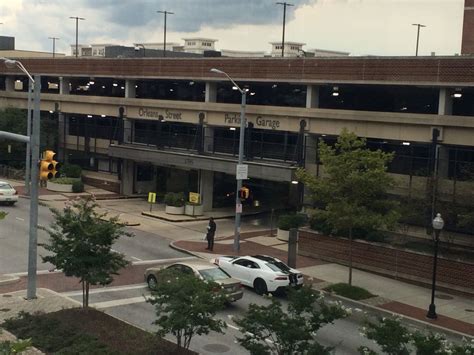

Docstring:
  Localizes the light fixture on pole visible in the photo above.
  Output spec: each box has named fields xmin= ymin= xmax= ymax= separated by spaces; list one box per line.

xmin=426 ymin=213 xmax=444 ymax=319
xmin=69 ymin=16 xmax=85 ymax=58
xmin=0 ymin=57 xmax=40 ymax=300
xmin=412 ymin=23 xmax=426 ymax=57
xmin=48 ymin=37 xmax=60 ymax=58
xmin=276 ymin=2 xmax=294 ymax=58
xmin=157 ymin=10 xmax=174 ymax=57
xmin=210 ymin=68 xmax=247 ymax=252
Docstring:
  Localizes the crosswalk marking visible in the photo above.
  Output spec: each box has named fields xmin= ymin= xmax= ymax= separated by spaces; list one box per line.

xmin=62 ymin=283 xmax=147 ymax=297
xmin=91 ymin=296 xmax=150 ymax=309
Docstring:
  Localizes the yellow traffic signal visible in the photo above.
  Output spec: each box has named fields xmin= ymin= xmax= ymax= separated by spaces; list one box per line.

xmin=40 ymin=150 xmax=60 ymax=181
xmin=239 ymin=187 xmax=250 ymax=200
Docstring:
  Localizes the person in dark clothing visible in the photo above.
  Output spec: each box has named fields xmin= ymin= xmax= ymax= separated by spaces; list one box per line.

xmin=205 ymin=217 xmax=216 ymax=251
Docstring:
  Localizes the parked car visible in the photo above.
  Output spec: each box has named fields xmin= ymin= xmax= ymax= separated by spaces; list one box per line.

xmin=144 ymin=260 xmax=244 ymax=302
xmin=0 ymin=181 xmax=18 ymax=205
xmin=213 ymin=255 xmax=304 ymax=295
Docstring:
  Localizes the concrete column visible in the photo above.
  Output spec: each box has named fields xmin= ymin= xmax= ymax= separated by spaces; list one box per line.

xmin=125 ymin=80 xmax=136 ymax=98
xmin=205 ymin=82 xmax=217 ymax=103
xmin=438 ymin=88 xmax=453 ymax=115
xmin=437 ymin=145 xmax=450 ymax=179
xmin=199 ymin=170 xmax=214 ymax=211
xmin=123 ymin=118 xmax=133 ymax=143
xmin=203 ymin=125 xmax=214 ymax=153
xmin=304 ymin=134 xmax=318 ymax=168
xmin=59 ymin=77 xmax=70 ymax=95
xmin=5 ymin=76 xmax=14 ymax=91
xmin=121 ymin=159 xmax=134 ymax=195
xmin=306 ymin=85 xmax=320 ymax=108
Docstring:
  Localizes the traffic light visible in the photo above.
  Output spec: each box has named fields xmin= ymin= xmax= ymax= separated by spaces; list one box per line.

xmin=40 ymin=150 xmax=60 ymax=180
xmin=239 ymin=187 xmax=250 ymax=200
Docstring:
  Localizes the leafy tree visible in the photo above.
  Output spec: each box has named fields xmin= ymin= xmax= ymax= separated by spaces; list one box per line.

xmin=146 ymin=268 xmax=227 ymax=350
xmin=41 ymin=197 xmax=132 ymax=307
xmin=234 ymin=286 xmax=350 ymax=355
xmin=359 ymin=316 xmax=474 ymax=355
xmin=297 ymin=129 xmax=400 ymax=285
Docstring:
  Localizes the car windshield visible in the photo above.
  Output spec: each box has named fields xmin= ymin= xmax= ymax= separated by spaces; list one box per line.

xmin=0 ymin=183 xmax=12 ymax=190
xmin=199 ymin=267 xmax=231 ymax=281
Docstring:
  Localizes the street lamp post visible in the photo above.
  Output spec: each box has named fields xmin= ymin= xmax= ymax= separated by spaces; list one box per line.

xmin=69 ymin=17 xmax=85 ymax=58
xmin=157 ymin=10 xmax=174 ymax=57
xmin=412 ymin=23 xmax=426 ymax=56
xmin=210 ymin=68 xmax=246 ymax=252
xmin=276 ymin=2 xmax=294 ymax=58
xmin=48 ymin=37 xmax=60 ymax=58
xmin=427 ymin=213 xmax=444 ymax=319
xmin=0 ymin=58 xmax=40 ymax=299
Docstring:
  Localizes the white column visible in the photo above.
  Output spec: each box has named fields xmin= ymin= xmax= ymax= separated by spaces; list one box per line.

xmin=205 ymin=82 xmax=217 ymax=103
xmin=199 ymin=170 xmax=214 ymax=211
xmin=125 ymin=80 xmax=136 ymax=98
xmin=59 ymin=77 xmax=70 ymax=95
xmin=5 ymin=76 xmax=14 ymax=91
xmin=203 ymin=126 xmax=214 ymax=153
xmin=121 ymin=159 xmax=134 ymax=195
xmin=438 ymin=88 xmax=453 ymax=115
xmin=306 ymin=85 xmax=320 ymax=108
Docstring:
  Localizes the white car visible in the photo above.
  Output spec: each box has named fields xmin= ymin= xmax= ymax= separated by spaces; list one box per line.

xmin=0 ymin=181 xmax=18 ymax=205
xmin=213 ymin=255 xmax=304 ymax=295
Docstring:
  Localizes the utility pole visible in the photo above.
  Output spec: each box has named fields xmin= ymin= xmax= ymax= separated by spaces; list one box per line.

xmin=48 ymin=37 xmax=60 ymax=58
xmin=412 ymin=23 xmax=426 ymax=56
xmin=276 ymin=2 xmax=294 ymax=57
xmin=69 ymin=17 xmax=85 ymax=58
xmin=157 ymin=10 xmax=174 ymax=57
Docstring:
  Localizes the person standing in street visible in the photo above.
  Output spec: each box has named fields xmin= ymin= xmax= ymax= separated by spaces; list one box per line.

xmin=206 ymin=217 xmax=216 ymax=251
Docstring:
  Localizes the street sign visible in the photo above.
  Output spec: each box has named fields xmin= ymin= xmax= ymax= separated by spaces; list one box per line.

xmin=148 ymin=192 xmax=156 ymax=203
xmin=236 ymin=203 xmax=242 ymax=213
xmin=236 ymin=164 xmax=248 ymax=180
xmin=189 ymin=192 xmax=200 ymax=204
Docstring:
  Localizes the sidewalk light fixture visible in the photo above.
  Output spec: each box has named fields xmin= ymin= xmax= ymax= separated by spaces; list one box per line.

xmin=426 ymin=213 xmax=444 ymax=319
xmin=210 ymin=68 xmax=246 ymax=252
xmin=0 ymin=57 xmax=40 ymax=300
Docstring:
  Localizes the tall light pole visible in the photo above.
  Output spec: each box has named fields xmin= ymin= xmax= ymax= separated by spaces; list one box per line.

xmin=276 ymin=2 xmax=294 ymax=57
xmin=48 ymin=37 xmax=60 ymax=58
xmin=412 ymin=23 xmax=426 ymax=56
xmin=0 ymin=57 xmax=40 ymax=300
xmin=157 ymin=10 xmax=174 ymax=57
xmin=69 ymin=16 xmax=85 ymax=58
xmin=210 ymin=68 xmax=246 ymax=252
xmin=427 ymin=213 xmax=444 ymax=319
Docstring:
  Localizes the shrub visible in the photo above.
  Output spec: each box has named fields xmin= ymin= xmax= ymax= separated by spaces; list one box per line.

xmin=324 ymin=283 xmax=376 ymax=300
xmin=164 ymin=192 xmax=185 ymax=207
xmin=72 ymin=180 xmax=85 ymax=193
xmin=278 ymin=213 xmax=307 ymax=231
xmin=60 ymin=164 xmax=82 ymax=178
xmin=309 ymin=209 xmax=333 ymax=235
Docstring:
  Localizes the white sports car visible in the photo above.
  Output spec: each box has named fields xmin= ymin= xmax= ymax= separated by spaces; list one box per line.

xmin=213 ymin=255 xmax=304 ymax=295
xmin=0 ymin=181 xmax=18 ymax=205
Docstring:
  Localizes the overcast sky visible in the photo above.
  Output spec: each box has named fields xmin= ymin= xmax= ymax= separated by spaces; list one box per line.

xmin=0 ymin=0 xmax=466 ymax=56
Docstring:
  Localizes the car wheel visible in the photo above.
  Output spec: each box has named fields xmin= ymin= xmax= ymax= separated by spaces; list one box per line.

xmin=8 ymin=202 xmax=15 ymax=206
xmin=254 ymin=278 xmax=268 ymax=295
xmin=147 ymin=275 xmax=158 ymax=290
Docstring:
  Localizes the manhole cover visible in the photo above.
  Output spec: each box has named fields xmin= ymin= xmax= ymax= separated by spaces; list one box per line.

xmin=436 ymin=294 xmax=454 ymax=300
xmin=2 ymin=295 xmax=12 ymax=298
xmin=202 ymin=344 xmax=231 ymax=353
xmin=466 ymin=309 xmax=474 ymax=313
xmin=0 ymin=308 xmax=10 ymax=312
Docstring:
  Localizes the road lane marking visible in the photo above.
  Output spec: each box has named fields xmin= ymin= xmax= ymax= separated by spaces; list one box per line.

xmin=90 ymin=296 xmax=150 ymax=309
xmin=131 ymin=256 xmax=142 ymax=261
xmin=132 ymin=256 xmax=196 ymax=265
xmin=62 ymin=284 xmax=147 ymax=297
xmin=15 ymin=217 xmax=24 ymax=221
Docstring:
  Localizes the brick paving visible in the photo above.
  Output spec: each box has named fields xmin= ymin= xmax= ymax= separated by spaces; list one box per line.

xmin=380 ymin=301 xmax=474 ymax=337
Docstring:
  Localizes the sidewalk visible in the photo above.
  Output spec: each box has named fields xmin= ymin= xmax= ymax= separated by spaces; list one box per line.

xmin=172 ymin=231 xmax=474 ymax=338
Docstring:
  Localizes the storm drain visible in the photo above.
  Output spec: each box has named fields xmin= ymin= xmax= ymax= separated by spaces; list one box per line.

xmin=202 ymin=344 xmax=231 ymax=353
xmin=436 ymin=294 xmax=454 ymax=300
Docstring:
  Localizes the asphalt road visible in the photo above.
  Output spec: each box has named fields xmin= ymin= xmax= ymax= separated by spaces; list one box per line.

xmin=62 ymin=283 xmax=379 ymax=355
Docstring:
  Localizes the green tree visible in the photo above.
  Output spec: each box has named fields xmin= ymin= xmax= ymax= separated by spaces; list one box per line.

xmin=234 ymin=286 xmax=350 ymax=355
xmin=297 ymin=129 xmax=400 ymax=285
xmin=41 ymin=197 xmax=132 ymax=308
xmin=0 ymin=212 xmax=6 ymax=220
xmin=146 ymin=268 xmax=227 ymax=350
xmin=359 ymin=316 xmax=474 ymax=355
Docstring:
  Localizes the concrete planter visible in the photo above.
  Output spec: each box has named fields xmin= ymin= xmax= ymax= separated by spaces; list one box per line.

xmin=165 ymin=205 xmax=185 ymax=215
xmin=276 ymin=228 xmax=290 ymax=242
xmin=185 ymin=204 xmax=203 ymax=216
xmin=47 ymin=181 xmax=73 ymax=193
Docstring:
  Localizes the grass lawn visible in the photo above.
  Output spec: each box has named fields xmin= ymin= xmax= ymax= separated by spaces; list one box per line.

xmin=2 ymin=308 xmax=196 ymax=355
xmin=324 ymin=283 xmax=376 ymax=300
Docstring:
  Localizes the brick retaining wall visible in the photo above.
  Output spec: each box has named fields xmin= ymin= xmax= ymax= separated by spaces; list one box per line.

xmin=299 ymin=230 xmax=474 ymax=294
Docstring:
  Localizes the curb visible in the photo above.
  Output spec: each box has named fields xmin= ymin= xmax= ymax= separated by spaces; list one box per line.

xmin=0 ymin=275 xmax=20 ymax=286
xmin=141 ymin=210 xmax=265 ymax=223
xmin=170 ymin=240 xmax=474 ymax=340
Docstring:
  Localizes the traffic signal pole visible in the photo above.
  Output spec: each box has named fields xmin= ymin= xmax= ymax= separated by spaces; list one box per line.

xmin=27 ymin=75 xmax=41 ymax=300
